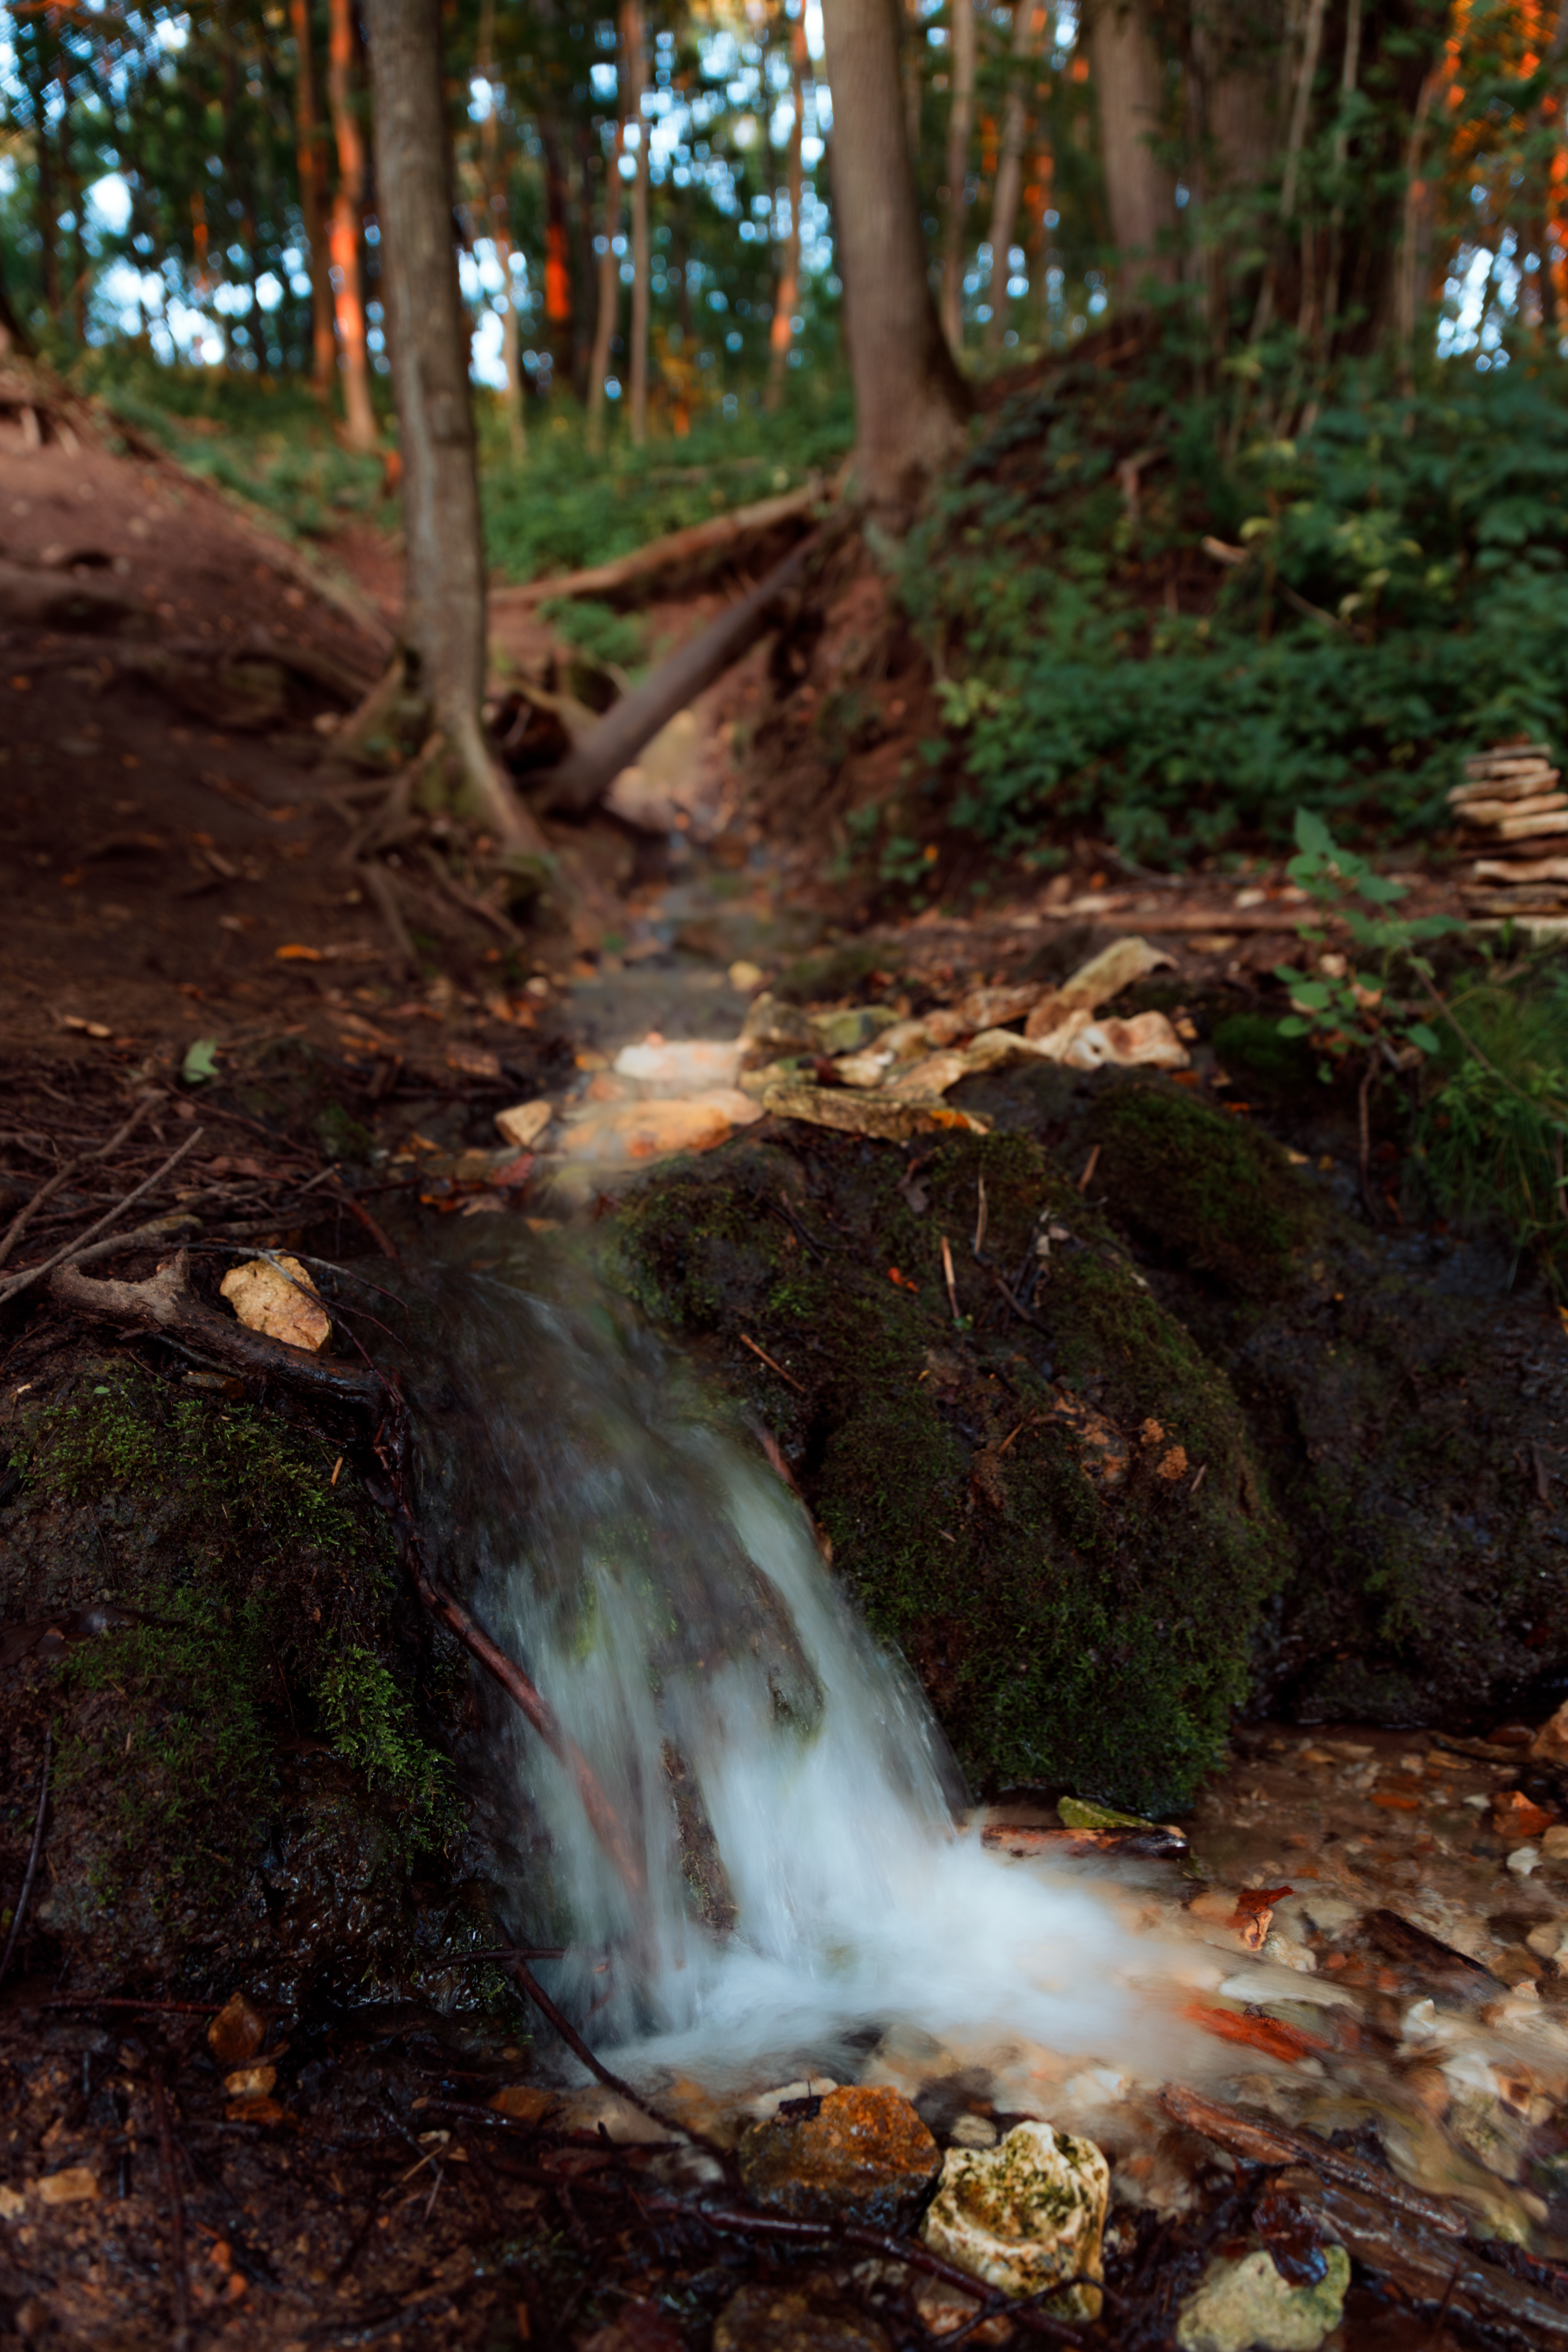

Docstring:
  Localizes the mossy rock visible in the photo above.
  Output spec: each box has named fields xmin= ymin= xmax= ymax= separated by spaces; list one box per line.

xmin=610 ymin=1128 xmax=1288 ymax=1815
xmin=1087 ymin=1079 xmax=1311 ymax=1297
xmin=0 ymin=1362 xmax=484 ymax=2005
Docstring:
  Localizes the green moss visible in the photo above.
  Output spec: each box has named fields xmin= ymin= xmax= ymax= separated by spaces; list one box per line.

xmin=611 ymin=1128 xmax=1287 ymax=1814
xmin=1088 ymin=1079 xmax=1310 ymax=1297
xmin=317 ymin=1643 xmax=462 ymax=1846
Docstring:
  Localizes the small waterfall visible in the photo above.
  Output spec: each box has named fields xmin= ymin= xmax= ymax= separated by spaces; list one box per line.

xmin=412 ymin=1233 xmax=1156 ymax=2080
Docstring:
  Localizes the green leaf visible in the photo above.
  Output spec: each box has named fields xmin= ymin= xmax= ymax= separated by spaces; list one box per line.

xmin=1278 ymin=1015 xmax=1314 ymax=1037
xmin=1406 ymin=1022 xmax=1441 ymax=1054
xmin=1290 ymin=980 xmax=1334 ymax=1010
xmin=1293 ymin=807 xmax=1336 ymax=859
xmin=182 ymin=1037 xmax=221 ymax=1086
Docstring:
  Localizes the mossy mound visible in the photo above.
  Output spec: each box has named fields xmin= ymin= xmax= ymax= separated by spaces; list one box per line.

xmin=1087 ymin=1080 xmax=1312 ymax=1297
xmin=0 ymin=1361 xmax=491 ymax=2005
xmin=611 ymin=1128 xmax=1288 ymax=1815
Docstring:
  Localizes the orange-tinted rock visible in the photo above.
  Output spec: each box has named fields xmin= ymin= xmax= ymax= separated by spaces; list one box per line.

xmin=736 ymin=2084 xmax=942 ymax=2231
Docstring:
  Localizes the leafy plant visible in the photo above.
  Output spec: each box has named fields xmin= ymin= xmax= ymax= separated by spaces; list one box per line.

xmin=1274 ymin=810 xmax=1457 ymax=1081
xmin=316 ymin=1643 xmax=460 ymax=1849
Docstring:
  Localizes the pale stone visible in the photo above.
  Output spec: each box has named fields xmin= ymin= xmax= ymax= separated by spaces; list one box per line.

xmin=613 ymin=1038 xmax=746 ymax=1093
xmin=494 ymin=1099 xmax=553 ymax=1149
xmin=1508 ymin=1844 xmax=1541 ymax=1878
xmin=224 ymin=2064 xmax=277 ymax=2098
xmin=0 ymin=2185 xmax=24 ymax=2220
xmin=1541 ymin=1825 xmax=1568 ymax=1862
xmin=36 ymin=2166 xmax=99 ymax=2206
xmin=1532 ymin=1699 xmax=1568 ymax=1764
xmin=921 ymin=2119 xmax=1110 ymax=2322
xmin=1176 ymin=2245 xmax=1350 ymax=2352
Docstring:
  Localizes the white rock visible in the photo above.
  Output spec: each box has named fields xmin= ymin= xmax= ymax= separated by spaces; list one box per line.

xmin=1527 ymin=1920 xmax=1568 ymax=1959
xmin=1508 ymin=1844 xmax=1541 ymax=1878
xmin=921 ymin=2120 xmax=1109 ymax=2322
xmin=1176 ymin=2245 xmax=1350 ymax=2352
xmin=948 ymin=2114 xmax=999 ymax=2149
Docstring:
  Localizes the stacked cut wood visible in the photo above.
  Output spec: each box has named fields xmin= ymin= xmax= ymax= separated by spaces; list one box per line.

xmin=1451 ymin=741 xmax=1568 ymax=916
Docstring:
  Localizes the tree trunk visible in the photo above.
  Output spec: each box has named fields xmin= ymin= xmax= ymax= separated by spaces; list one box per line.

xmin=362 ymin=0 xmax=546 ymax=859
xmin=822 ymin=0 xmax=969 ymax=511
xmin=329 ymin=0 xmax=378 ymax=449
xmin=539 ymin=115 xmax=574 ymax=393
xmin=939 ymin=0 xmax=977 ymax=350
xmin=1393 ymin=66 xmax=1439 ymax=390
xmin=291 ymin=0 xmax=338 ymax=394
xmin=624 ymin=0 xmax=651 ymax=447
xmin=586 ymin=37 xmax=627 ymax=453
xmin=478 ymin=0 xmax=526 ymax=456
xmin=769 ymin=15 xmax=808 ymax=405
xmin=1087 ymin=0 xmax=1177 ymax=299
xmin=983 ymin=0 xmax=1045 ymax=350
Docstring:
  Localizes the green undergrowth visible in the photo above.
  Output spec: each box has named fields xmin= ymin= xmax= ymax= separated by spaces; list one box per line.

xmin=896 ymin=356 xmax=1568 ymax=870
xmin=611 ymin=1128 xmax=1289 ymax=1815
xmin=8 ymin=1365 xmax=460 ymax=1988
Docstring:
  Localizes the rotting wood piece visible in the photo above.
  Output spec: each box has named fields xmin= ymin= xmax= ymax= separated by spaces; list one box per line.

xmin=532 ymin=533 xmax=819 ymax=817
xmin=1158 ymin=2086 xmax=1468 ymax=2238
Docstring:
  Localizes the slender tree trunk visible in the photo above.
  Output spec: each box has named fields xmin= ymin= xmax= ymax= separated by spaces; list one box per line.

xmin=362 ymin=0 xmax=546 ymax=858
xmin=769 ymin=15 xmax=808 ymax=405
xmin=939 ymin=0 xmax=977 ymax=350
xmin=1248 ymin=0 xmax=1326 ymax=341
xmin=586 ymin=37 xmax=627 ymax=451
xmin=624 ymin=0 xmax=651 ymax=447
xmin=904 ymin=0 xmax=924 ymax=160
xmin=478 ymin=0 xmax=526 ymax=456
xmin=329 ymin=0 xmax=378 ymax=447
xmin=822 ymin=0 xmax=969 ymax=510
xmin=290 ymin=0 xmax=337 ymax=394
xmin=1087 ymin=0 xmax=1177 ymax=300
xmin=983 ymin=0 xmax=1044 ymax=350
xmin=539 ymin=116 xmax=574 ymax=392
xmin=1393 ymin=67 xmax=1440 ymax=390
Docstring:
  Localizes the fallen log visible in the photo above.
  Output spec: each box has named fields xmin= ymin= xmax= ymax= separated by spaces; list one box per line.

xmin=533 ymin=532 xmax=818 ymax=817
xmin=492 ymin=480 xmax=823 ymax=610
xmin=0 ymin=556 xmax=147 ymax=633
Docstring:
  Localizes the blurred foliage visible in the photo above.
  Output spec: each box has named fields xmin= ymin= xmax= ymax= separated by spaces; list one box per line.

xmin=899 ymin=355 xmax=1568 ymax=868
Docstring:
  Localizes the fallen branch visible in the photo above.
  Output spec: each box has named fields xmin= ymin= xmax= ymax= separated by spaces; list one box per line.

xmin=0 ymin=556 xmax=146 ymax=633
xmin=536 ymin=533 xmax=818 ymax=816
xmin=494 ymin=481 xmax=822 ymax=611
xmin=0 ymin=1096 xmax=156 ymax=1270
xmin=1158 ymin=2086 xmax=1466 ymax=2238
xmin=507 ymin=1955 xmax=700 ymax=2146
xmin=148 ymin=2060 xmax=192 ymax=2351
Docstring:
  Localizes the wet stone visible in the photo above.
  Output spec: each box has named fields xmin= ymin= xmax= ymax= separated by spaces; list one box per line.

xmin=921 ymin=2119 xmax=1110 ymax=2322
xmin=713 ymin=2276 xmax=893 ymax=2351
xmin=1175 ymin=2244 xmax=1351 ymax=2352
xmin=736 ymin=2084 xmax=942 ymax=2231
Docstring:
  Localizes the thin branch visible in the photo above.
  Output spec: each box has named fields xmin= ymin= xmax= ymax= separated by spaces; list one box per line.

xmin=0 ymin=1725 xmax=51 ymax=1989
xmin=0 ymin=1127 xmax=205 ymax=1305
xmin=0 ymin=1097 xmax=156 ymax=1270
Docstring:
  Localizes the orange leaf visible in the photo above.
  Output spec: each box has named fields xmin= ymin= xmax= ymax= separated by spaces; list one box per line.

xmin=1182 ymin=2002 xmax=1329 ymax=2064
xmin=887 ymin=1267 xmax=919 ymax=1292
xmin=274 ymin=943 xmax=323 ymax=962
xmin=1371 ymin=1792 xmax=1420 ymax=1812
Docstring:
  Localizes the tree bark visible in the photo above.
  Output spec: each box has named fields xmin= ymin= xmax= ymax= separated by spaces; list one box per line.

xmin=363 ymin=0 xmax=546 ymax=858
xmin=292 ymin=0 xmax=338 ymax=393
xmin=769 ymin=15 xmax=808 ymax=405
xmin=1393 ymin=66 xmax=1440 ymax=390
xmin=1087 ymin=0 xmax=1177 ymax=299
xmin=983 ymin=0 xmax=1045 ymax=350
xmin=329 ymin=0 xmax=378 ymax=449
xmin=478 ymin=0 xmax=526 ymax=457
xmin=586 ymin=34 xmax=627 ymax=453
xmin=822 ymin=0 xmax=969 ymax=511
xmin=939 ymin=0 xmax=978 ymax=350
xmin=624 ymin=0 xmax=651 ymax=447
xmin=539 ymin=115 xmax=574 ymax=392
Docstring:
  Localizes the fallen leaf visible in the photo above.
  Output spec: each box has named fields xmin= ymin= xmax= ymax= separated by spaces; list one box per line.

xmin=763 ymin=1081 xmax=991 ymax=1141
xmin=446 ymin=1042 xmax=503 ymax=1082
xmin=495 ymin=1100 xmax=554 ymax=1149
xmin=219 ymin=1256 xmax=331 ymax=1352
xmin=888 ymin=1266 xmax=920 ymax=1292
xmin=274 ymin=943 xmax=323 ymax=962
xmin=1231 ymin=1884 xmax=1293 ymax=1951
xmin=182 ymin=1036 xmax=221 ymax=1085
xmin=208 ymin=1993 xmax=267 ymax=2066
xmin=57 ymin=1012 xmax=112 ymax=1039
xmin=489 ymin=2084 xmax=557 ymax=2124
xmin=225 ymin=2096 xmax=288 ymax=2126
xmin=224 ymin=2065 xmax=277 ymax=2098
xmin=1494 ymin=1789 xmax=1555 ymax=1839
xmin=556 ymin=1092 xmax=763 ymax=1167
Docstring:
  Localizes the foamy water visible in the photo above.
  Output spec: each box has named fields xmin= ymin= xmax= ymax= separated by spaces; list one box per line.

xmin=414 ymin=1241 xmax=1197 ymax=2085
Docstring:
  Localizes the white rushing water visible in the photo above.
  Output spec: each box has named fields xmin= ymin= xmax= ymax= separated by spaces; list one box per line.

xmin=419 ymin=1242 xmax=1173 ymax=2084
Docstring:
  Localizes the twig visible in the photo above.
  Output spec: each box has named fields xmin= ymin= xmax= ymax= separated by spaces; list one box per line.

xmin=1077 ymin=1144 xmax=1101 ymax=1194
xmin=507 ymin=1955 xmax=713 ymax=2152
xmin=972 ymin=1175 xmax=988 ymax=1259
xmin=0 ymin=1128 xmax=205 ymax=1305
xmin=0 ymin=1098 xmax=155 ymax=1269
xmin=40 ymin=1994 xmax=222 ymax=2016
xmin=738 ymin=1331 xmax=805 ymax=1391
xmin=0 ymin=1725 xmax=51 ymax=1990
xmin=149 ymin=2059 xmax=192 ymax=2350
xmin=941 ymin=1234 xmax=961 ymax=1321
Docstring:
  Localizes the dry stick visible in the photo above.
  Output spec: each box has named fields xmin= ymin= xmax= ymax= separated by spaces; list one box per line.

xmin=148 ymin=2061 xmax=192 ymax=2350
xmin=941 ymin=1233 xmax=961 ymax=1322
xmin=506 ymin=1954 xmax=713 ymax=2151
xmin=0 ymin=1127 xmax=205 ymax=1306
xmin=738 ymin=1331 xmax=805 ymax=1391
xmin=0 ymin=1725 xmax=51 ymax=1990
xmin=0 ymin=1097 xmax=155 ymax=1270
